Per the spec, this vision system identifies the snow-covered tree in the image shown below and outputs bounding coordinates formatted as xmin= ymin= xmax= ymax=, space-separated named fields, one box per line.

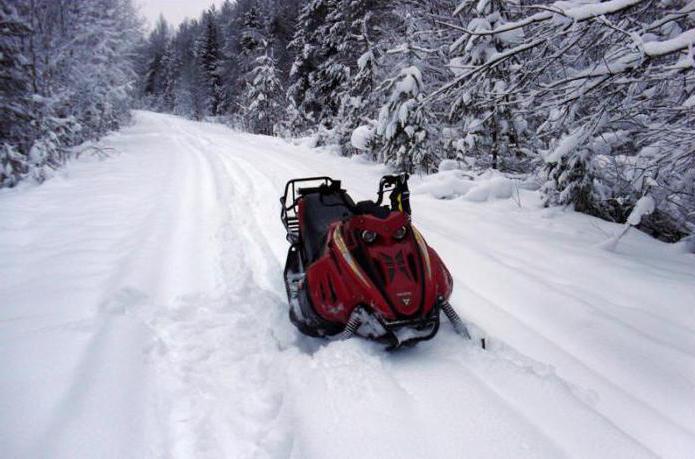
xmin=288 ymin=0 xmax=388 ymax=135
xmin=377 ymin=66 xmax=432 ymax=172
xmin=195 ymin=8 xmax=224 ymax=117
xmin=2 ymin=0 xmax=142 ymax=188
xmin=541 ymin=127 xmax=595 ymax=214
xmin=0 ymin=1 xmax=34 ymax=186
xmin=446 ymin=0 xmax=530 ymax=171
xmin=142 ymin=15 xmax=171 ymax=109
xmin=375 ymin=8 xmax=441 ymax=173
xmin=335 ymin=0 xmax=400 ymax=156
xmin=243 ymin=52 xmax=284 ymax=135
xmin=160 ymin=41 xmax=181 ymax=113
xmin=339 ymin=47 xmax=382 ymax=157
xmin=71 ymin=0 xmax=141 ymax=137
xmin=434 ymin=0 xmax=695 ymax=239
xmin=288 ymin=0 xmax=342 ymax=130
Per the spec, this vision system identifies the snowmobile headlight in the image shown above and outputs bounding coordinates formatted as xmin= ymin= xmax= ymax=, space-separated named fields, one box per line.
xmin=361 ymin=230 xmax=377 ymax=243
xmin=393 ymin=225 xmax=407 ymax=240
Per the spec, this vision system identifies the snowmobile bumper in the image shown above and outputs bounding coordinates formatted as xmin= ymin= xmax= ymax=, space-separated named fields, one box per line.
xmin=337 ymin=304 xmax=441 ymax=350
xmin=382 ymin=309 xmax=441 ymax=350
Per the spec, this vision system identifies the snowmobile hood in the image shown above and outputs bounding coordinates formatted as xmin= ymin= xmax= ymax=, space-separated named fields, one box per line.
xmin=343 ymin=212 xmax=431 ymax=317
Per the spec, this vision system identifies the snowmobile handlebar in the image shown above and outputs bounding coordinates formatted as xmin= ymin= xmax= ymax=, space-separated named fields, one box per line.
xmin=377 ymin=173 xmax=411 ymax=215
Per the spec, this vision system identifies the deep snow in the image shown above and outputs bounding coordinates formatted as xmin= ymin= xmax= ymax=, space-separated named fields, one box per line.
xmin=1 ymin=111 xmax=694 ymax=458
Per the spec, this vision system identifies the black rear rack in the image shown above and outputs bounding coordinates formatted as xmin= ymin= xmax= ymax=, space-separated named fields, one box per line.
xmin=280 ymin=177 xmax=340 ymax=243
xmin=279 ymin=174 xmax=411 ymax=243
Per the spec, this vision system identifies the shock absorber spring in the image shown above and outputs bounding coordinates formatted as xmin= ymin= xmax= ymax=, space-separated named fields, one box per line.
xmin=336 ymin=310 xmax=362 ymax=340
xmin=441 ymin=301 xmax=471 ymax=340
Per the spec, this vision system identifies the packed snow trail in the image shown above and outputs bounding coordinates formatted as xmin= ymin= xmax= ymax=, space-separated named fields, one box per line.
xmin=1 ymin=112 xmax=694 ymax=458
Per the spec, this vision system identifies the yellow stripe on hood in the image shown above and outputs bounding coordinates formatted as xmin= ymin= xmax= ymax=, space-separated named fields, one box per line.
xmin=333 ymin=223 xmax=371 ymax=288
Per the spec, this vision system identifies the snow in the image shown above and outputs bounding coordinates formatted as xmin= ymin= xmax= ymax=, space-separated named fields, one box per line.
xmin=497 ymin=24 xmax=525 ymax=46
xmin=601 ymin=195 xmax=658 ymax=251
xmin=2 ymin=111 xmax=695 ymax=458
xmin=474 ymin=0 xmax=643 ymax=39
xmin=350 ymin=124 xmax=375 ymax=150
xmin=627 ymin=195 xmax=656 ymax=226
xmin=448 ymin=56 xmax=467 ymax=76
xmin=544 ymin=127 xmax=586 ymax=163
xmin=392 ymin=66 xmax=423 ymax=100
xmin=438 ymin=159 xmax=460 ymax=171
xmin=412 ymin=169 xmax=521 ymax=202
xmin=453 ymin=0 xmax=473 ymax=16
xmin=642 ymin=28 xmax=695 ymax=57
xmin=560 ymin=0 xmax=643 ymax=21
xmin=357 ymin=50 xmax=373 ymax=70
xmin=412 ymin=170 xmax=477 ymax=199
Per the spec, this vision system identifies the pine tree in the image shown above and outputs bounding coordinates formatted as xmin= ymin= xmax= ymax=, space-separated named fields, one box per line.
xmin=232 ymin=6 xmax=268 ymax=112
xmin=311 ymin=0 xmax=351 ymax=128
xmin=243 ymin=51 xmax=284 ymax=135
xmin=239 ymin=6 xmax=264 ymax=64
xmin=195 ymin=9 xmax=224 ymax=117
xmin=338 ymin=47 xmax=381 ymax=156
xmin=375 ymin=11 xmax=435 ymax=173
xmin=540 ymin=128 xmax=595 ymax=213
xmin=160 ymin=42 xmax=180 ymax=113
xmin=67 ymin=0 xmax=141 ymax=138
xmin=168 ymin=19 xmax=199 ymax=118
xmin=377 ymin=65 xmax=431 ymax=173
xmin=335 ymin=0 xmax=394 ymax=155
xmin=142 ymin=15 xmax=170 ymax=109
xmin=288 ymin=0 xmax=353 ymax=132
xmin=287 ymin=0 xmax=328 ymax=129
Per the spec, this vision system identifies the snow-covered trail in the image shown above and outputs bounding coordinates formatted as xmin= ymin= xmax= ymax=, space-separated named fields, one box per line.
xmin=1 ymin=112 xmax=694 ymax=458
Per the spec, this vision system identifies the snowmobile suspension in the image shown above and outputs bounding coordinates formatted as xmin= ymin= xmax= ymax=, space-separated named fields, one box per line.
xmin=441 ymin=301 xmax=472 ymax=340
xmin=336 ymin=308 xmax=363 ymax=340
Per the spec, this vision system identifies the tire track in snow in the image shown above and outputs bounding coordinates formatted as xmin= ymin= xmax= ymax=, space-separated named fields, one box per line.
xmin=136 ymin=121 xmax=295 ymax=458
xmin=423 ymin=223 xmax=695 ymax=452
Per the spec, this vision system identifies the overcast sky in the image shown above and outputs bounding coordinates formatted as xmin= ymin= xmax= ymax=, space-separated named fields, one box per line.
xmin=137 ymin=0 xmax=225 ymax=29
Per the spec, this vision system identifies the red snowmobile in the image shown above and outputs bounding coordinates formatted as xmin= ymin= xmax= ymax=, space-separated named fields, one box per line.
xmin=280 ymin=174 xmax=471 ymax=349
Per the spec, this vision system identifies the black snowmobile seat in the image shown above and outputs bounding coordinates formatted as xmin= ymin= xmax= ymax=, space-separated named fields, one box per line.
xmin=301 ymin=192 xmax=354 ymax=262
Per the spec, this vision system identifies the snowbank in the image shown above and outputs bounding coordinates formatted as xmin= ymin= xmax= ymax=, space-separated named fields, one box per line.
xmin=412 ymin=169 xmax=536 ymax=202
xmin=351 ymin=124 xmax=375 ymax=150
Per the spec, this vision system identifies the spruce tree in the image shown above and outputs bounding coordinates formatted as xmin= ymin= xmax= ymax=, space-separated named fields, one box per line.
xmin=541 ymin=129 xmax=595 ymax=213
xmin=195 ymin=9 xmax=224 ymax=116
xmin=287 ymin=0 xmax=328 ymax=129
xmin=376 ymin=12 xmax=434 ymax=172
xmin=160 ymin=42 xmax=180 ymax=113
xmin=288 ymin=0 xmax=356 ymax=132
xmin=377 ymin=65 xmax=431 ymax=173
xmin=142 ymin=15 xmax=170 ymax=109
xmin=335 ymin=0 xmax=391 ymax=155
xmin=243 ymin=51 xmax=284 ymax=135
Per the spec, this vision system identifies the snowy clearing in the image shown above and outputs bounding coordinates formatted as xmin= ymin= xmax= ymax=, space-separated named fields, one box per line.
xmin=1 ymin=111 xmax=694 ymax=458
